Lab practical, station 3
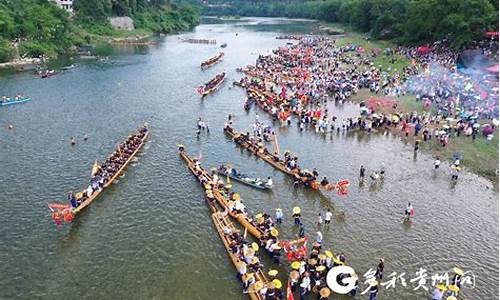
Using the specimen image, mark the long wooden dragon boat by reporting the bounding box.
[197,72,226,97]
[223,125,350,194]
[48,126,149,225]
[201,52,224,70]
[211,211,269,300]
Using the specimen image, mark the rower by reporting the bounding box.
[83,134,88,141]
[70,137,76,146]
[320,177,329,186]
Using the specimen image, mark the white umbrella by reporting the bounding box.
[473,123,481,128]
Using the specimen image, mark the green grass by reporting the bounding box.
[422,133,499,182]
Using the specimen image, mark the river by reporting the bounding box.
[0,17,498,300]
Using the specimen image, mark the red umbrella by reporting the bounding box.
[417,46,432,55]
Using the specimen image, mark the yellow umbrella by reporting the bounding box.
[272,279,282,289]
[291,261,301,270]
[452,267,464,276]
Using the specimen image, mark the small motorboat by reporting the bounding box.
[217,165,272,190]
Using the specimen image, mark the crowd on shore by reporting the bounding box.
[234,34,498,180]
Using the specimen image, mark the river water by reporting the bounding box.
[0,18,498,300]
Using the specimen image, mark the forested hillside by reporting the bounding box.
[200,0,498,48]
[0,0,199,62]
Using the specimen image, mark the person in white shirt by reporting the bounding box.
[324,209,333,224]
[266,176,273,187]
[434,157,441,169]
[316,231,323,244]
[317,213,323,224]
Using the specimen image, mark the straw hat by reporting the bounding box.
[270,228,279,237]
[276,208,282,212]
[251,257,259,264]
[232,193,240,201]
[237,261,246,270]
[448,284,460,292]
[452,267,464,276]
[293,207,301,214]
[446,297,457,300]
[225,184,232,189]
[244,248,255,257]
[272,279,282,289]
[273,244,282,250]
[251,242,259,251]
[436,284,447,291]
[267,282,275,289]
[75,192,83,199]
[268,269,278,277]
[251,281,264,292]
[318,254,327,260]
[291,261,301,270]
[369,279,378,286]
[290,270,300,280]
[255,213,263,220]
[320,287,331,297]
[316,265,326,272]
[324,251,333,258]
[308,258,317,266]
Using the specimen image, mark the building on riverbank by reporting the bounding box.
[51,0,73,13]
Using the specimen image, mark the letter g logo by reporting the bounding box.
[326,266,357,294]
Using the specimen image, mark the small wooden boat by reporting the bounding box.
[217,165,271,190]
[48,126,149,224]
[197,72,226,97]
[201,52,224,69]
[0,96,31,107]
